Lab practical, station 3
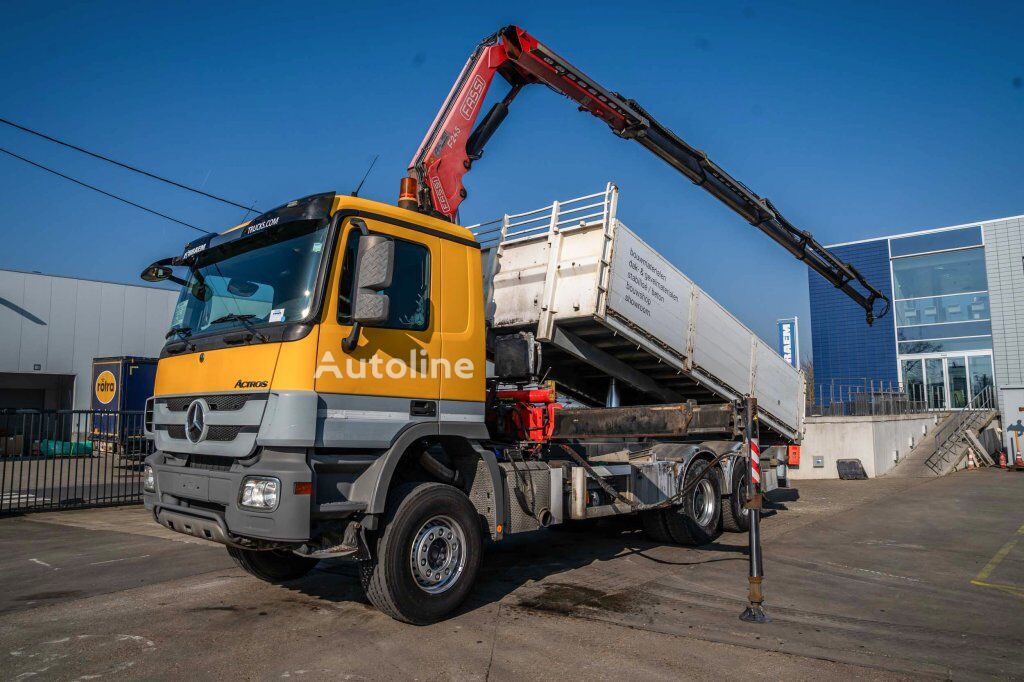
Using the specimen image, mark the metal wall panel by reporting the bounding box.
[808,239,898,393]
[120,286,149,356]
[0,270,176,409]
[97,283,125,355]
[754,341,802,432]
[0,269,26,370]
[18,274,52,372]
[982,218,1024,440]
[71,279,103,404]
[606,225,692,352]
[692,291,753,395]
[45,276,79,374]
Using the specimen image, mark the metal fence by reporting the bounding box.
[0,409,151,515]
[806,378,929,417]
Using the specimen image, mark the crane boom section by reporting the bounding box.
[408,26,889,323]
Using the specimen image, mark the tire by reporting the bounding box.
[227,547,319,583]
[641,509,672,543]
[722,457,750,533]
[360,482,482,625]
[662,458,722,546]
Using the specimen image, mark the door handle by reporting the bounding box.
[410,400,437,417]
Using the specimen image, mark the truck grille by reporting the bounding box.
[187,454,233,472]
[207,425,246,442]
[162,425,246,442]
[159,394,257,412]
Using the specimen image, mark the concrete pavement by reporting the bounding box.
[1,469,1023,680]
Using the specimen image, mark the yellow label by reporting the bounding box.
[95,370,117,405]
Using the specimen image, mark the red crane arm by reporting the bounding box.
[406,26,890,324]
[407,26,635,219]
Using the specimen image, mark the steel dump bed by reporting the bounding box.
[470,184,804,441]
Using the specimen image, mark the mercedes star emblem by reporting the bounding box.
[185,399,210,443]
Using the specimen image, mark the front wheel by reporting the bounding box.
[227,547,319,583]
[360,482,482,625]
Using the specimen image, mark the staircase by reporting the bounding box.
[887,386,999,478]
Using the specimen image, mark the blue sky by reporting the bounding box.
[2,1,1021,356]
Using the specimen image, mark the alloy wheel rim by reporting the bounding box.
[692,479,716,526]
[409,515,467,594]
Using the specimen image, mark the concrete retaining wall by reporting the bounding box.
[789,413,942,479]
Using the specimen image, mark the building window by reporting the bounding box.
[926,358,946,409]
[892,242,993,364]
[902,359,924,404]
[948,356,969,409]
[895,292,990,326]
[889,226,982,257]
[891,248,988,300]
[897,320,992,342]
[898,336,993,354]
[969,355,994,397]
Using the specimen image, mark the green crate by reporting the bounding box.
[38,440,93,457]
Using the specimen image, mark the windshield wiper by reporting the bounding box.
[210,313,269,343]
[165,325,192,340]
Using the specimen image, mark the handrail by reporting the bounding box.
[466,183,618,249]
[923,385,997,474]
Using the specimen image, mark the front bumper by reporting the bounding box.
[144,448,312,545]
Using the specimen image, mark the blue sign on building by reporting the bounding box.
[777,318,799,368]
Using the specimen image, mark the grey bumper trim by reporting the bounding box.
[154,505,239,547]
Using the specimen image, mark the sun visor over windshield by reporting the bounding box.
[178,192,336,263]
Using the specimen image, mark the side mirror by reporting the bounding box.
[140,260,186,286]
[141,264,173,282]
[351,235,394,325]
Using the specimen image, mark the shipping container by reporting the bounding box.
[91,356,157,452]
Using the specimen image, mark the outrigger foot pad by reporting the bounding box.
[739,604,771,623]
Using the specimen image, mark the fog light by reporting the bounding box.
[143,465,156,493]
[239,477,280,510]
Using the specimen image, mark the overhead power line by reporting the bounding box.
[0,117,255,212]
[0,146,210,234]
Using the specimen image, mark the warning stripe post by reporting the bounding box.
[740,395,770,624]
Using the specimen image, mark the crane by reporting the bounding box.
[404,25,889,324]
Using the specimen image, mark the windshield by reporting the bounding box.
[170,220,329,339]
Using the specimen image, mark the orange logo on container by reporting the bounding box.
[95,370,117,405]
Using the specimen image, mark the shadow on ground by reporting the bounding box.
[283,515,752,617]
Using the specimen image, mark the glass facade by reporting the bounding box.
[810,223,995,410]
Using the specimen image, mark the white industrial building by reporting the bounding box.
[0,269,177,411]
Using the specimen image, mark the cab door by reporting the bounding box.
[315,216,442,446]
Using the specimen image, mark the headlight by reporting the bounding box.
[239,477,280,510]
[143,465,156,493]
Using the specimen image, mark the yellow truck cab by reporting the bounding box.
[143,192,496,622]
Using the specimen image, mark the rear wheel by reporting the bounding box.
[662,458,722,545]
[721,458,751,533]
[360,482,482,625]
[227,547,319,583]
[641,509,672,543]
